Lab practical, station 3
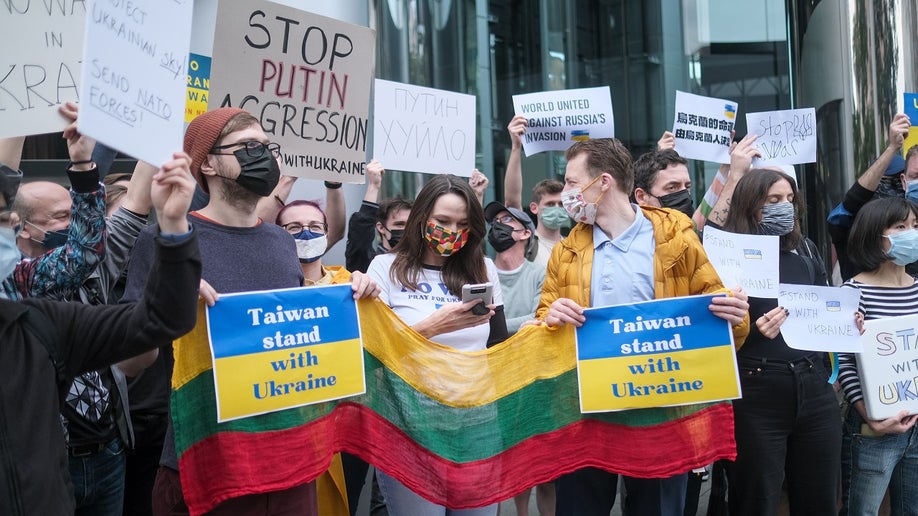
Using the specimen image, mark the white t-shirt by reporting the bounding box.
[367,253,503,351]
[532,234,559,268]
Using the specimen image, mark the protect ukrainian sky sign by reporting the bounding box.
[206,284,365,422]
[575,294,741,413]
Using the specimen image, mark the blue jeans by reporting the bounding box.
[554,467,687,516]
[842,407,918,515]
[69,437,126,516]
[376,470,497,516]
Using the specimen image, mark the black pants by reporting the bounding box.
[728,355,841,516]
[555,467,687,516]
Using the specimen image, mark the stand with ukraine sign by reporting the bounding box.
[576,294,741,412]
[206,284,365,422]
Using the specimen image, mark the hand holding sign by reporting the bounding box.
[508,115,528,150]
[152,151,195,235]
[59,102,95,167]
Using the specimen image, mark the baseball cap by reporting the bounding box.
[483,201,535,232]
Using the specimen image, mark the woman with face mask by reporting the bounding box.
[365,174,508,516]
[837,196,918,515]
[714,169,840,515]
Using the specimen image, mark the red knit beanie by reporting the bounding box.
[184,107,246,194]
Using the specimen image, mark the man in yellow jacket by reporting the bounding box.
[537,138,750,516]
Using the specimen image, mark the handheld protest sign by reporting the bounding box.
[372,79,476,176]
[206,284,365,422]
[0,2,84,137]
[672,90,737,164]
[511,87,614,156]
[77,0,193,165]
[858,313,918,420]
[575,294,740,412]
[209,0,376,183]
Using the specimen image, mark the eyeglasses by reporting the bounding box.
[492,215,517,225]
[210,140,281,159]
[281,222,327,235]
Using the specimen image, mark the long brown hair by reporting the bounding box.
[390,174,488,296]
[722,169,804,251]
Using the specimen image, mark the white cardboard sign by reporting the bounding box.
[511,87,614,156]
[777,284,862,352]
[78,0,193,165]
[702,226,780,298]
[373,79,476,176]
[858,313,918,419]
[0,1,85,137]
[746,108,817,166]
[672,90,737,164]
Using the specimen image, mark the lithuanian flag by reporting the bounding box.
[172,299,735,515]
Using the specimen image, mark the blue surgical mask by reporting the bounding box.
[906,180,918,203]
[0,226,20,280]
[759,202,795,236]
[291,229,327,263]
[26,220,68,251]
[885,229,918,266]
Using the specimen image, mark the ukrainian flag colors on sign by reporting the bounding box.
[185,53,211,124]
[206,284,365,422]
[575,294,741,412]
[904,93,918,157]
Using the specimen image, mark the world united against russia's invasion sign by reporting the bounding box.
[575,294,741,413]
[0,0,84,137]
[511,87,615,156]
[858,313,918,420]
[372,79,477,177]
[209,0,376,183]
[672,90,738,165]
[206,284,365,423]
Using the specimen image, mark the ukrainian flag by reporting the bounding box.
[724,104,736,120]
[571,130,590,142]
[743,248,762,259]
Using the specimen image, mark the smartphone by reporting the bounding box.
[461,282,493,316]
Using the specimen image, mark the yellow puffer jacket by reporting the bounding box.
[536,206,749,349]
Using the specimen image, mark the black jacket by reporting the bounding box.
[0,232,201,515]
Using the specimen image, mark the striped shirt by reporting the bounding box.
[838,278,918,404]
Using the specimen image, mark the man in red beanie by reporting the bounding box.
[121,108,310,515]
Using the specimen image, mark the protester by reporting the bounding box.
[482,199,551,514]
[0,150,201,516]
[366,174,508,515]
[713,168,839,515]
[632,149,694,219]
[483,201,544,334]
[5,102,106,301]
[827,114,912,280]
[504,115,567,266]
[121,107,313,515]
[345,159,411,274]
[837,196,918,514]
[536,138,749,516]
[258,174,346,251]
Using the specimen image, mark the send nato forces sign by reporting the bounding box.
[575,294,741,412]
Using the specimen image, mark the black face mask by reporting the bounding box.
[656,189,694,218]
[488,222,518,252]
[385,228,404,249]
[232,147,280,197]
[42,226,68,250]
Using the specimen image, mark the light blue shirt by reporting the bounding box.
[590,204,655,307]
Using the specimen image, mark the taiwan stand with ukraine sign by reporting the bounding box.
[206,284,365,422]
[576,294,741,412]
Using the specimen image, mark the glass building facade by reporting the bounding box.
[18,0,918,267]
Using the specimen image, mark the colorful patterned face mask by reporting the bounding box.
[424,221,469,256]
[561,175,604,225]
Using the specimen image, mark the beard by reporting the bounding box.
[210,160,261,211]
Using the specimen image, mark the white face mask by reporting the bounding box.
[0,226,20,280]
[561,175,604,225]
[293,232,327,263]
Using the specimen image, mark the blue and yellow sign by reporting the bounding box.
[575,294,741,412]
[185,53,211,123]
[206,284,364,422]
